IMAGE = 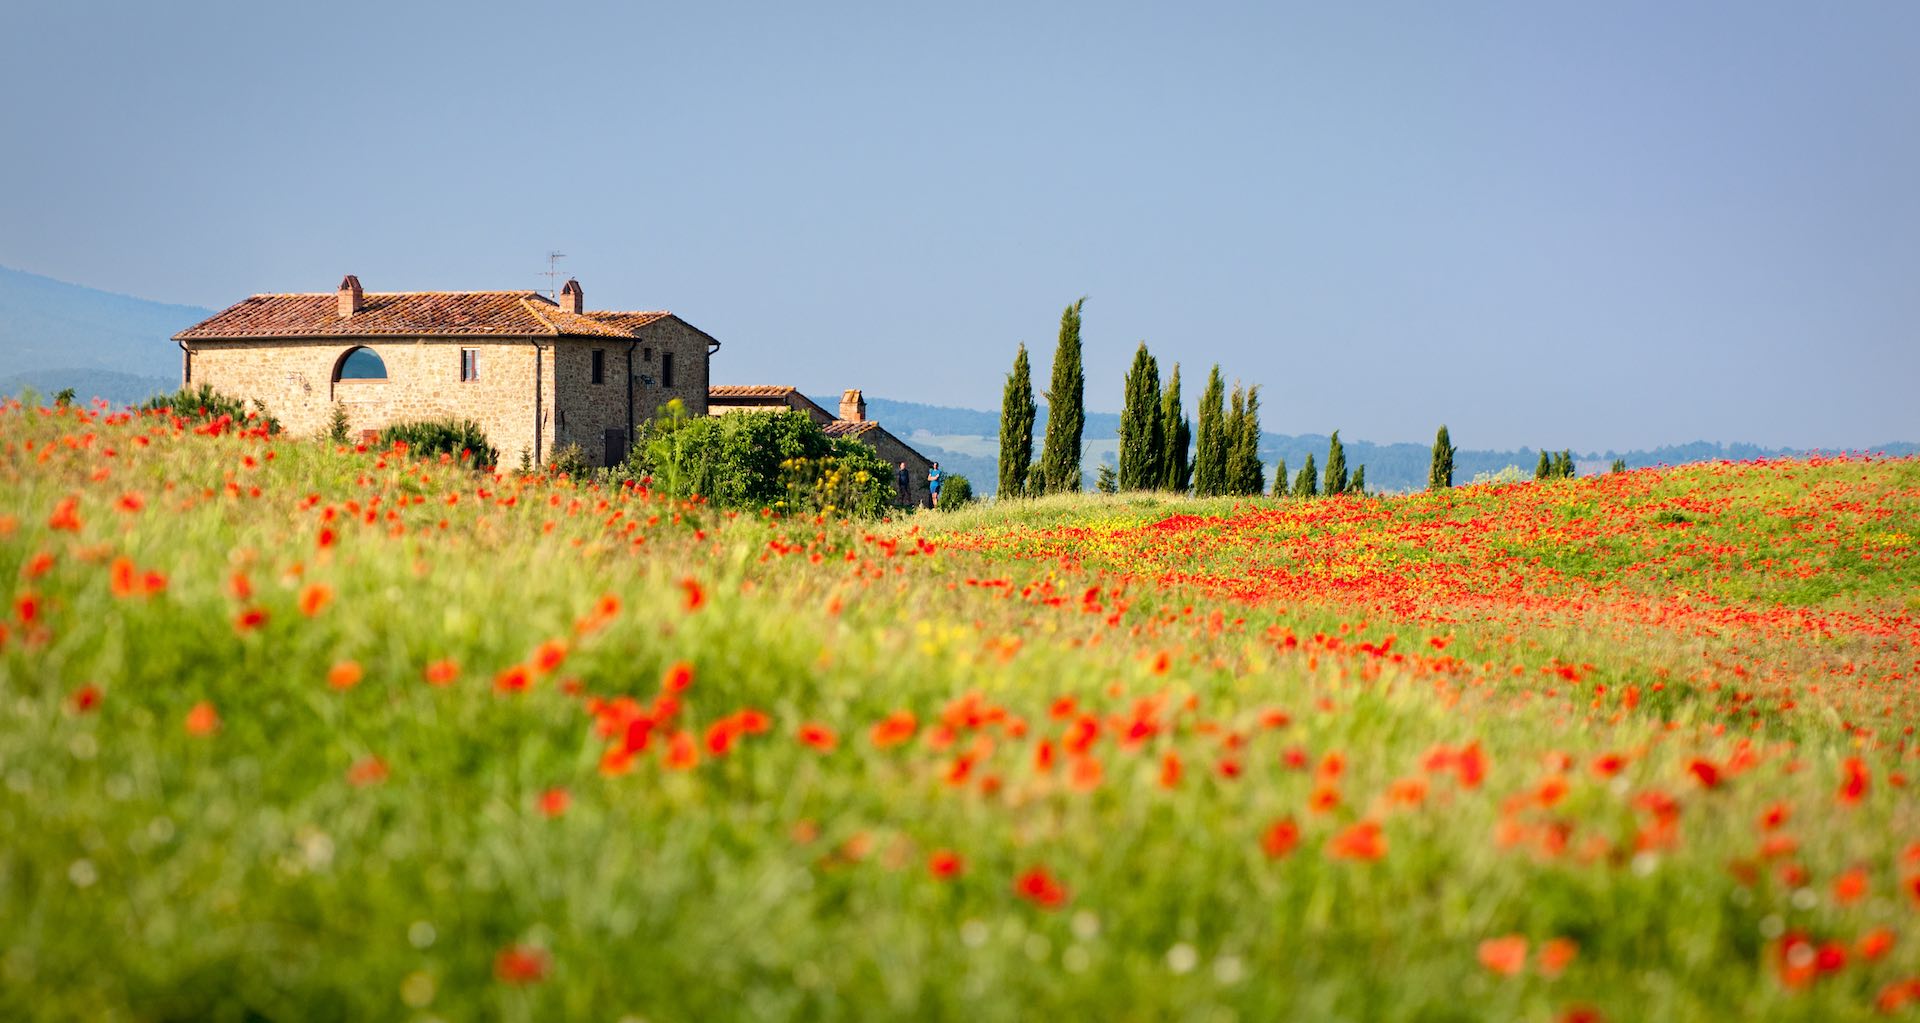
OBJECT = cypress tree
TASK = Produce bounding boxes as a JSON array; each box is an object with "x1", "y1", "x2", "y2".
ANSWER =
[
  {"x1": 1193, "y1": 365, "x2": 1227, "y2": 497},
  {"x1": 1038, "y1": 298, "x2": 1086, "y2": 493},
  {"x1": 1324, "y1": 430, "x2": 1348, "y2": 496},
  {"x1": 1294, "y1": 452, "x2": 1318, "y2": 498},
  {"x1": 1272, "y1": 457, "x2": 1288, "y2": 498},
  {"x1": 1222, "y1": 385, "x2": 1246, "y2": 493},
  {"x1": 1535, "y1": 451, "x2": 1552, "y2": 480},
  {"x1": 997, "y1": 343, "x2": 1035, "y2": 498},
  {"x1": 1561, "y1": 449, "x2": 1576, "y2": 478},
  {"x1": 1350, "y1": 465, "x2": 1366, "y2": 495},
  {"x1": 1117, "y1": 342, "x2": 1161, "y2": 491},
  {"x1": 1429, "y1": 425, "x2": 1455, "y2": 490},
  {"x1": 1611, "y1": 458, "x2": 1627, "y2": 474},
  {"x1": 1161, "y1": 364, "x2": 1191, "y2": 493},
  {"x1": 1236, "y1": 385, "x2": 1265, "y2": 496},
  {"x1": 1095, "y1": 463, "x2": 1117, "y2": 494}
]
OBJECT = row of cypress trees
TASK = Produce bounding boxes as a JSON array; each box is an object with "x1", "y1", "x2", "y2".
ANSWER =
[
  {"x1": 1266, "y1": 431, "x2": 1364, "y2": 499},
  {"x1": 999, "y1": 299, "x2": 1087, "y2": 496}
]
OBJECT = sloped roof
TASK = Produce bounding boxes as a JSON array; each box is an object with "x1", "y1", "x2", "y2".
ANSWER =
[
  {"x1": 709, "y1": 385, "x2": 799, "y2": 399},
  {"x1": 822, "y1": 420, "x2": 880, "y2": 437},
  {"x1": 175, "y1": 290, "x2": 675, "y2": 341}
]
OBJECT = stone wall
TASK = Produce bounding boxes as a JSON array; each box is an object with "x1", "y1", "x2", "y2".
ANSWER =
[
  {"x1": 185, "y1": 337, "x2": 551, "y2": 467},
  {"x1": 858, "y1": 426, "x2": 935, "y2": 508},
  {"x1": 551, "y1": 340, "x2": 630, "y2": 467},
  {"x1": 186, "y1": 317, "x2": 716, "y2": 471},
  {"x1": 630, "y1": 317, "x2": 713, "y2": 421}
]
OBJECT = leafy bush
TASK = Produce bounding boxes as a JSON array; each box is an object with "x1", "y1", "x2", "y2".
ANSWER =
[
  {"x1": 938, "y1": 473, "x2": 974, "y2": 509},
  {"x1": 327, "y1": 404, "x2": 351, "y2": 444},
  {"x1": 376, "y1": 419, "x2": 498, "y2": 468},
  {"x1": 627, "y1": 402, "x2": 894, "y2": 516},
  {"x1": 546, "y1": 443, "x2": 591, "y2": 479},
  {"x1": 141, "y1": 384, "x2": 281, "y2": 432}
]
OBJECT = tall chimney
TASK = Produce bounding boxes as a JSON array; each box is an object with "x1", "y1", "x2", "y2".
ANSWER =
[
  {"x1": 337, "y1": 275, "x2": 364, "y2": 317},
  {"x1": 839, "y1": 388, "x2": 866, "y2": 423},
  {"x1": 558, "y1": 278, "x2": 584, "y2": 314}
]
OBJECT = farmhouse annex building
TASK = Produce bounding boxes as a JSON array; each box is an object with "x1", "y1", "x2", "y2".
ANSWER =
[{"x1": 174, "y1": 275, "x2": 930, "y2": 486}]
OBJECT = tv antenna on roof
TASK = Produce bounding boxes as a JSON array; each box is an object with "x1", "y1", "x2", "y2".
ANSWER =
[{"x1": 539, "y1": 251, "x2": 567, "y2": 299}]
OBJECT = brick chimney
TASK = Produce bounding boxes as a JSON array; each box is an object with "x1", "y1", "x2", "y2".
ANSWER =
[
  {"x1": 337, "y1": 275, "x2": 364, "y2": 317},
  {"x1": 558, "y1": 278, "x2": 583, "y2": 314},
  {"x1": 839, "y1": 389, "x2": 866, "y2": 422}
]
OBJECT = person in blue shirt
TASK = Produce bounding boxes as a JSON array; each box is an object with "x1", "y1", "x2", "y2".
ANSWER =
[{"x1": 926, "y1": 461, "x2": 944, "y2": 508}]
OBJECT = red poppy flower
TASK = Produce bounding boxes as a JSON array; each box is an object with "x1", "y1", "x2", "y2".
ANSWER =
[
  {"x1": 233, "y1": 607, "x2": 268, "y2": 633},
  {"x1": 796, "y1": 723, "x2": 838, "y2": 752},
  {"x1": 423, "y1": 659, "x2": 460, "y2": 686},
  {"x1": 679, "y1": 576, "x2": 706, "y2": 612},
  {"x1": 184, "y1": 701, "x2": 221, "y2": 736},
  {"x1": 1327, "y1": 821, "x2": 1387, "y2": 861},
  {"x1": 869, "y1": 709, "x2": 917, "y2": 748},
  {"x1": 1538, "y1": 937, "x2": 1579, "y2": 977},
  {"x1": 493, "y1": 945, "x2": 551, "y2": 985},
  {"x1": 494, "y1": 664, "x2": 532, "y2": 694},
  {"x1": 1478, "y1": 934, "x2": 1527, "y2": 976},
  {"x1": 346, "y1": 756, "x2": 388, "y2": 787},
  {"x1": 48, "y1": 495, "x2": 82, "y2": 532},
  {"x1": 327, "y1": 661, "x2": 363, "y2": 690},
  {"x1": 664, "y1": 730, "x2": 699, "y2": 770},
  {"x1": 1159, "y1": 751, "x2": 1183, "y2": 789},
  {"x1": 70, "y1": 683, "x2": 102, "y2": 713},
  {"x1": 1838, "y1": 757, "x2": 1870, "y2": 806},
  {"x1": 297, "y1": 583, "x2": 333, "y2": 617},
  {"x1": 1261, "y1": 818, "x2": 1300, "y2": 859},
  {"x1": 538, "y1": 788, "x2": 571, "y2": 818},
  {"x1": 1014, "y1": 866, "x2": 1068, "y2": 909},
  {"x1": 531, "y1": 639, "x2": 568, "y2": 674},
  {"x1": 661, "y1": 661, "x2": 695, "y2": 694},
  {"x1": 928, "y1": 849, "x2": 965, "y2": 880}
]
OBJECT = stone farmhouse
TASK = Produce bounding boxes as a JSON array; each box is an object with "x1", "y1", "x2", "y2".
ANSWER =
[
  {"x1": 708, "y1": 386, "x2": 934, "y2": 507},
  {"x1": 173, "y1": 276, "x2": 930, "y2": 489}
]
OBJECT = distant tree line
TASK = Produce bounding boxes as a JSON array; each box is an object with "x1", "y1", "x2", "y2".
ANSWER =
[{"x1": 994, "y1": 304, "x2": 1622, "y2": 501}]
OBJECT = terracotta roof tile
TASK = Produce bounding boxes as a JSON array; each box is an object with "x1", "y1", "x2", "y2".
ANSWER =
[
  {"x1": 589, "y1": 311, "x2": 672, "y2": 332},
  {"x1": 709, "y1": 385, "x2": 799, "y2": 398},
  {"x1": 175, "y1": 291, "x2": 677, "y2": 341},
  {"x1": 823, "y1": 420, "x2": 880, "y2": 437}
]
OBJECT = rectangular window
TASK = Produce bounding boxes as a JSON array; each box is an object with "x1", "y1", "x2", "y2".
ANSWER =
[
  {"x1": 460, "y1": 348, "x2": 479, "y2": 382},
  {"x1": 183, "y1": 349, "x2": 192, "y2": 384},
  {"x1": 662, "y1": 351, "x2": 675, "y2": 388},
  {"x1": 642, "y1": 347, "x2": 653, "y2": 363},
  {"x1": 591, "y1": 349, "x2": 605, "y2": 385}
]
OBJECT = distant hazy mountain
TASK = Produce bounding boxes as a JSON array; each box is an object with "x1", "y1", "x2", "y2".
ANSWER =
[{"x1": 0, "y1": 265, "x2": 208, "y2": 404}]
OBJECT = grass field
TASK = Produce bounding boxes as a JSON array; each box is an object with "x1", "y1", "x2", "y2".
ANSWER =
[{"x1": 2, "y1": 398, "x2": 1918, "y2": 1021}]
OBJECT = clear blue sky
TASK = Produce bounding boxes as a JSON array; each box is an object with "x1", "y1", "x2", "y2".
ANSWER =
[{"x1": 3, "y1": 1, "x2": 1916, "y2": 450}]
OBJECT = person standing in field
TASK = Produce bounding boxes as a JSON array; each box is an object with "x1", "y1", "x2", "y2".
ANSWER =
[
  {"x1": 894, "y1": 461, "x2": 912, "y2": 507},
  {"x1": 927, "y1": 461, "x2": 944, "y2": 509}
]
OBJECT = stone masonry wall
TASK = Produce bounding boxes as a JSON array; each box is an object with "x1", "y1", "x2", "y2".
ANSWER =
[
  {"x1": 860, "y1": 427, "x2": 934, "y2": 508},
  {"x1": 188, "y1": 318, "x2": 714, "y2": 471},
  {"x1": 186, "y1": 337, "x2": 551, "y2": 467}
]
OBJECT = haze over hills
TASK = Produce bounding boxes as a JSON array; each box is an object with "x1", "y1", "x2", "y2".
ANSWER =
[
  {"x1": 0, "y1": 265, "x2": 1909, "y2": 494},
  {"x1": 0, "y1": 266, "x2": 208, "y2": 405}
]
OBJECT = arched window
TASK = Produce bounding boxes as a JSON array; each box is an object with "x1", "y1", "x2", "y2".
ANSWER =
[{"x1": 334, "y1": 346, "x2": 388, "y2": 381}]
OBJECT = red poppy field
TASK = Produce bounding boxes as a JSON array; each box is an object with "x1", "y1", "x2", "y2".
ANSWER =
[{"x1": 2, "y1": 398, "x2": 1918, "y2": 1021}]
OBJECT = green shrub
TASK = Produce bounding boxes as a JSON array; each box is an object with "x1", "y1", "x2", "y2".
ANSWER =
[
  {"x1": 626, "y1": 402, "x2": 894, "y2": 516},
  {"x1": 327, "y1": 404, "x2": 351, "y2": 444},
  {"x1": 376, "y1": 419, "x2": 498, "y2": 468},
  {"x1": 546, "y1": 443, "x2": 591, "y2": 479},
  {"x1": 141, "y1": 384, "x2": 280, "y2": 432},
  {"x1": 938, "y1": 473, "x2": 975, "y2": 509}
]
